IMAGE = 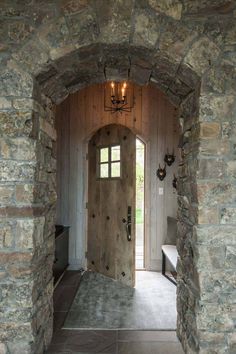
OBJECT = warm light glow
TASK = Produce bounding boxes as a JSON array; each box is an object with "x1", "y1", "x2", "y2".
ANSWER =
[
  {"x1": 122, "y1": 82, "x2": 127, "y2": 97},
  {"x1": 104, "y1": 81, "x2": 134, "y2": 113},
  {"x1": 111, "y1": 82, "x2": 115, "y2": 95}
]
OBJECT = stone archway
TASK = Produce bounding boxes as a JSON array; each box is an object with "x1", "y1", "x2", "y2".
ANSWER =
[{"x1": 0, "y1": 1, "x2": 236, "y2": 353}]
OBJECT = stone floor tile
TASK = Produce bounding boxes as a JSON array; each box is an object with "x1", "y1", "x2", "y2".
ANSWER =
[
  {"x1": 118, "y1": 330, "x2": 179, "y2": 342},
  {"x1": 60, "y1": 271, "x2": 82, "y2": 287},
  {"x1": 54, "y1": 285, "x2": 79, "y2": 312},
  {"x1": 118, "y1": 341, "x2": 184, "y2": 354},
  {"x1": 53, "y1": 312, "x2": 68, "y2": 333},
  {"x1": 63, "y1": 330, "x2": 117, "y2": 353}
]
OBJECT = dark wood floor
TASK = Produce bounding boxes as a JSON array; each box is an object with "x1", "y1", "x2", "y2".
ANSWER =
[{"x1": 46, "y1": 271, "x2": 184, "y2": 354}]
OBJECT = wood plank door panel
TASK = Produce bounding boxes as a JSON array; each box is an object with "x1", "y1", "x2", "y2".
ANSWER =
[{"x1": 87, "y1": 124, "x2": 136, "y2": 287}]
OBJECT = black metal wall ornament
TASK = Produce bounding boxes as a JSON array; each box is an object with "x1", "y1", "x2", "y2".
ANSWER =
[
  {"x1": 156, "y1": 164, "x2": 166, "y2": 181},
  {"x1": 172, "y1": 174, "x2": 177, "y2": 189},
  {"x1": 164, "y1": 149, "x2": 175, "y2": 166}
]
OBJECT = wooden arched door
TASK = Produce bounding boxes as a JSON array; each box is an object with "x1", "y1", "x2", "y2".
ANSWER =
[{"x1": 87, "y1": 124, "x2": 136, "y2": 287}]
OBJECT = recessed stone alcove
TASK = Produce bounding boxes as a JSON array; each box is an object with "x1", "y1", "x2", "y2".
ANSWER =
[{"x1": 0, "y1": 1, "x2": 236, "y2": 353}]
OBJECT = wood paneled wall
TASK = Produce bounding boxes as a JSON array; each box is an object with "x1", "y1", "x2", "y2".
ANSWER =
[{"x1": 56, "y1": 83, "x2": 179, "y2": 270}]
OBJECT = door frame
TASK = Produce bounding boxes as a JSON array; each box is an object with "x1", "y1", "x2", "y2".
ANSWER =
[
  {"x1": 135, "y1": 135, "x2": 148, "y2": 270},
  {"x1": 82, "y1": 126, "x2": 150, "y2": 272}
]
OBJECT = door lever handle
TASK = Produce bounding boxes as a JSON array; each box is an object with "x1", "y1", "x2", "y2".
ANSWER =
[
  {"x1": 126, "y1": 222, "x2": 132, "y2": 242},
  {"x1": 126, "y1": 206, "x2": 132, "y2": 242}
]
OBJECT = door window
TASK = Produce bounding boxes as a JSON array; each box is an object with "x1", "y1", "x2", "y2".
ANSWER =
[{"x1": 98, "y1": 145, "x2": 121, "y2": 179}]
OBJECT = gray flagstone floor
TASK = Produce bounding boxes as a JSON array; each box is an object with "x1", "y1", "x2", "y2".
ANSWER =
[{"x1": 46, "y1": 271, "x2": 183, "y2": 354}]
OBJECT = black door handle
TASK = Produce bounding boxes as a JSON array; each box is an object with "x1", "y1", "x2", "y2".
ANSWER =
[
  {"x1": 126, "y1": 206, "x2": 132, "y2": 242},
  {"x1": 126, "y1": 222, "x2": 132, "y2": 241}
]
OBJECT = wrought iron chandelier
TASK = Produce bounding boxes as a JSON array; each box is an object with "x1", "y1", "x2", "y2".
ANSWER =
[{"x1": 104, "y1": 81, "x2": 134, "y2": 114}]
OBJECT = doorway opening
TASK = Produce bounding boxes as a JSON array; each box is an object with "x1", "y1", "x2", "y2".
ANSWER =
[{"x1": 135, "y1": 138, "x2": 145, "y2": 270}]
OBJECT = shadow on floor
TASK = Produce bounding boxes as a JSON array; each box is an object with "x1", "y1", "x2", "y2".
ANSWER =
[{"x1": 46, "y1": 271, "x2": 184, "y2": 354}]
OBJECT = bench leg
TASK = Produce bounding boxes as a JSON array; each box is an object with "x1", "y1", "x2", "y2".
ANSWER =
[
  {"x1": 161, "y1": 250, "x2": 177, "y2": 286},
  {"x1": 162, "y1": 250, "x2": 166, "y2": 276}
]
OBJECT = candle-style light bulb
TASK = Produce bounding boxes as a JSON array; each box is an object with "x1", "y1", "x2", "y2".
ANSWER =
[
  {"x1": 121, "y1": 87, "x2": 125, "y2": 97},
  {"x1": 123, "y1": 82, "x2": 127, "y2": 102},
  {"x1": 111, "y1": 82, "x2": 115, "y2": 96}
]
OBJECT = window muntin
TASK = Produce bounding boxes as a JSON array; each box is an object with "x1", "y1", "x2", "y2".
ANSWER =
[{"x1": 98, "y1": 145, "x2": 121, "y2": 179}]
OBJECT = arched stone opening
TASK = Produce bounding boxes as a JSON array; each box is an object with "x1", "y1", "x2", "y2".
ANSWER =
[{"x1": 0, "y1": 2, "x2": 236, "y2": 353}]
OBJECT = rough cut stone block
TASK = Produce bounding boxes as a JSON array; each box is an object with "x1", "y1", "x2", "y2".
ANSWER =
[
  {"x1": 196, "y1": 182, "x2": 235, "y2": 206},
  {"x1": 0, "y1": 322, "x2": 33, "y2": 341},
  {"x1": 221, "y1": 207, "x2": 236, "y2": 224},
  {"x1": 148, "y1": 0, "x2": 182, "y2": 19},
  {"x1": 12, "y1": 98, "x2": 43, "y2": 115},
  {"x1": 13, "y1": 40, "x2": 49, "y2": 76},
  {"x1": 39, "y1": 118, "x2": 56, "y2": 141},
  {"x1": 224, "y1": 24, "x2": 236, "y2": 51},
  {"x1": 0, "y1": 252, "x2": 33, "y2": 267},
  {"x1": 199, "y1": 331, "x2": 226, "y2": 346},
  {"x1": 38, "y1": 17, "x2": 71, "y2": 51},
  {"x1": 184, "y1": 37, "x2": 220, "y2": 76},
  {"x1": 15, "y1": 184, "x2": 34, "y2": 204},
  {"x1": 225, "y1": 246, "x2": 236, "y2": 268},
  {"x1": 8, "y1": 21, "x2": 33, "y2": 43},
  {"x1": 105, "y1": 67, "x2": 128, "y2": 81},
  {"x1": 6, "y1": 341, "x2": 32, "y2": 354},
  {"x1": 0, "y1": 222, "x2": 14, "y2": 248},
  {"x1": 227, "y1": 161, "x2": 236, "y2": 179},
  {"x1": 0, "y1": 282, "x2": 33, "y2": 308},
  {"x1": 0, "y1": 138, "x2": 36, "y2": 161},
  {"x1": 0, "y1": 111, "x2": 34, "y2": 138},
  {"x1": 0, "y1": 98, "x2": 12, "y2": 110},
  {"x1": 6, "y1": 264, "x2": 32, "y2": 279},
  {"x1": 200, "y1": 122, "x2": 221, "y2": 139},
  {"x1": 132, "y1": 10, "x2": 161, "y2": 48},
  {"x1": 129, "y1": 65, "x2": 151, "y2": 85},
  {"x1": 0, "y1": 161, "x2": 36, "y2": 182},
  {"x1": 202, "y1": 62, "x2": 236, "y2": 95},
  {"x1": 0, "y1": 185, "x2": 14, "y2": 206},
  {"x1": 0, "y1": 343, "x2": 7, "y2": 354},
  {"x1": 195, "y1": 244, "x2": 226, "y2": 269},
  {"x1": 199, "y1": 95, "x2": 236, "y2": 122},
  {"x1": 61, "y1": 0, "x2": 90, "y2": 15},
  {"x1": 69, "y1": 10, "x2": 99, "y2": 49},
  {"x1": 96, "y1": 0, "x2": 133, "y2": 44},
  {"x1": 193, "y1": 225, "x2": 236, "y2": 245},
  {"x1": 227, "y1": 332, "x2": 236, "y2": 354},
  {"x1": 197, "y1": 158, "x2": 226, "y2": 179},
  {"x1": 197, "y1": 303, "x2": 235, "y2": 332},
  {"x1": 0, "y1": 64, "x2": 33, "y2": 97},
  {"x1": 159, "y1": 21, "x2": 197, "y2": 63},
  {"x1": 15, "y1": 183, "x2": 47, "y2": 205},
  {"x1": 16, "y1": 217, "x2": 45, "y2": 250},
  {"x1": 198, "y1": 206, "x2": 219, "y2": 225},
  {"x1": 199, "y1": 139, "x2": 230, "y2": 156}
]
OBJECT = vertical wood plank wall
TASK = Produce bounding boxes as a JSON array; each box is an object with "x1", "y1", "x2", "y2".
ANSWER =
[{"x1": 55, "y1": 83, "x2": 179, "y2": 270}]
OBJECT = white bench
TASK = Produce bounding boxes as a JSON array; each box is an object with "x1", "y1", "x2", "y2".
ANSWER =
[{"x1": 161, "y1": 244, "x2": 178, "y2": 285}]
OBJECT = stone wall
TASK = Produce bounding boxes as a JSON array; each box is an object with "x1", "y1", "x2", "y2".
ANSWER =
[
  {"x1": 0, "y1": 89, "x2": 56, "y2": 353},
  {"x1": 0, "y1": 0, "x2": 235, "y2": 353}
]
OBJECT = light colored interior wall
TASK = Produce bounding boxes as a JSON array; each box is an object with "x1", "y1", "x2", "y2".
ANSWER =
[{"x1": 55, "y1": 83, "x2": 179, "y2": 270}]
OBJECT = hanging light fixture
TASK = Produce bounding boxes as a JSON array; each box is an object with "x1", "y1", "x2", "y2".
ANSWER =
[{"x1": 104, "y1": 81, "x2": 134, "y2": 114}]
